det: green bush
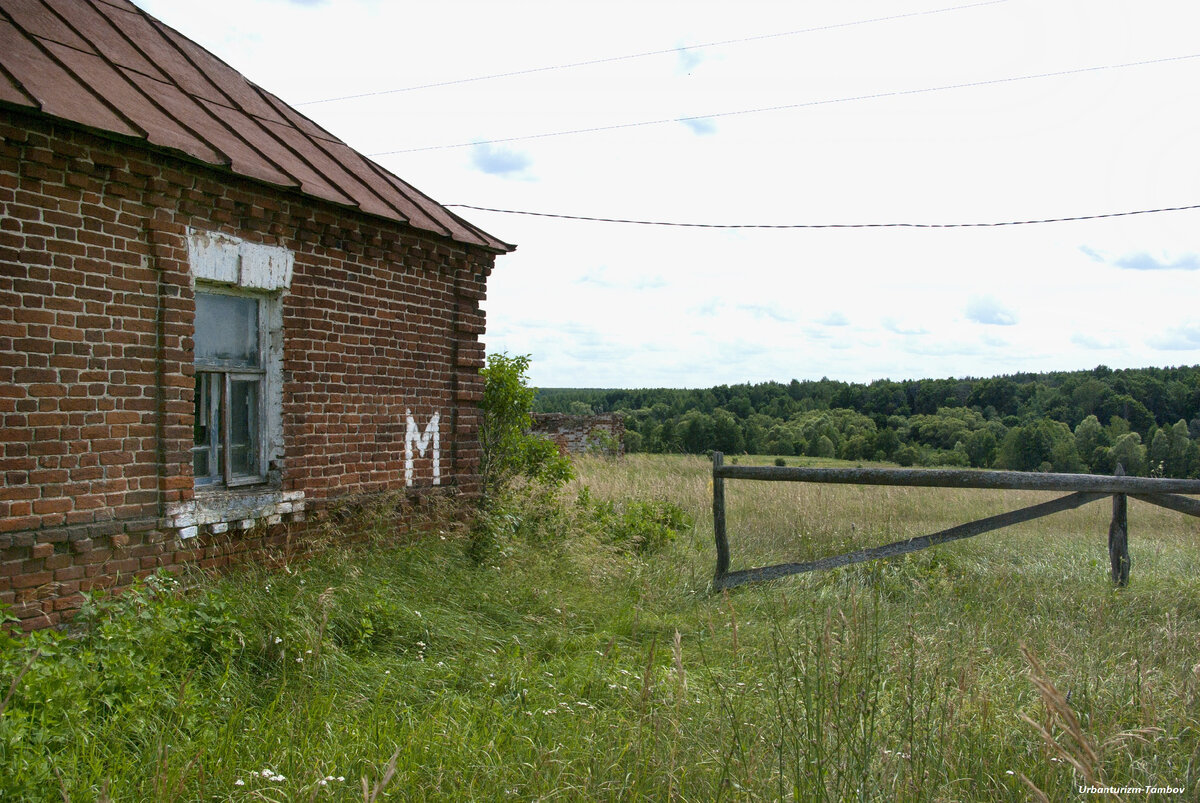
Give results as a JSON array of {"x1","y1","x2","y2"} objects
[
  {"x1": 576, "y1": 489, "x2": 693, "y2": 555},
  {"x1": 0, "y1": 572, "x2": 245, "y2": 799},
  {"x1": 479, "y1": 353, "x2": 573, "y2": 496}
]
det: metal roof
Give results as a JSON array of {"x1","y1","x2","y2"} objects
[{"x1": 0, "y1": 0, "x2": 514, "y2": 253}]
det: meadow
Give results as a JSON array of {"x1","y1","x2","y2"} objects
[{"x1": 2, "y1": 454, "x2": 1198, "y2": 800}]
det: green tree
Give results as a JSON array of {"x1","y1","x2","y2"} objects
[
  {"x1": 711, "y1": 409, "x2": 745, "y2": 454},
  {"x1": 965, "y1": 429, "x2": 997, "y2": 468},
  {"x1": 677, "y1": 410, "x2": 714, "y2": 454},
  {"x1": 813, "y1": 434, "x2": 836, "y2": 458},
  {"x1": 1186, "y1": 441, "x2": 1200, "y2": 479},
  {"x1": 479, "y1": 353, "x2": 573, "y2": 496},
  {"x1": 1074, "y1": 415, "x2": 1108, "y2": 472},
  {"x1": 1148, "y1": 428, "x2": 1170, "y2": 476},
  {"x1": 1167, "y1": 419, "x2": 1192, "y2": 477},
  {"x1": 874, "y1": 428, "x2": 900, "y2": 460},
  {"x1": 997, "y1": 420, "x2": 1076, "y2": 472},
  {"x1": 1049, "y1": 437, "x2": 1083, "y2": 473},
  {"x1": 1110, "y1": 432, "x2": 1148, "y2": 476},
  {"x1": 1071, "y1": 379, "x2": 1109, "y2": 421},
  {"x1": 944, "y1": 441, "x2": 971, "y2": 467}
]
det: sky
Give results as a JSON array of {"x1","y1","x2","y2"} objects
[{"x1": 132, "y1": 0, "x2": 1200, "y2": 389}]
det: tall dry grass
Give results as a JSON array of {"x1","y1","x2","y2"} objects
[
  {"x1": 3, "y1": 453, "x2": 1196, "y2": 800},
  {"x1": 574, "y1": 453, "x2": 1200, "y2": 799}
]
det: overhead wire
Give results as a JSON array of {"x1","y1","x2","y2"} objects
[
  {"x1": 372, "y1": 52, "x2": 1200, "y2": 155},
  {"x1": 297, "y1": 0, "x2": 1009, "y2": 106},
  {"x1": 443, "y1": 202, "x2": 1200, "y2": 229}
]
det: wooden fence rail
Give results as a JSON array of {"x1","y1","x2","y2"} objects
[{"x1": 711, "y1": 452, "x2": 1200, "y2": 591}]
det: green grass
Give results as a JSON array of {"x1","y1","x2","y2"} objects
[{"x1": 3, "y1": 454, "x2": 1199, "y2": 800}]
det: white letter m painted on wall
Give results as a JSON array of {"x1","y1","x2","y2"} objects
[{"x1": 405, "y1": 410, "x2": 440, "y2": 487}]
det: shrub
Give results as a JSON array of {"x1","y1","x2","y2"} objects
[
  {"x1": 479, "y1": 353, "x2": 573, "y2": 496},
  {"x1": 576, "y1": 489, "x2": 693, "y2": 555},
  {"x1": 0, "y1": 572, "x2": 245, "y2": 798}
]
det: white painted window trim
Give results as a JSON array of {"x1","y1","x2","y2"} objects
[{"x1": 188, "y1": 229, "x2": 293, "y2": 491}]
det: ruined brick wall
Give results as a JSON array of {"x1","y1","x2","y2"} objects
[
  {"x1": 0, "y1": 108, "x2": 494, "y2": 629},
  {"x1": 531, "y1": 413, "x2": 624, "y2": 456}
]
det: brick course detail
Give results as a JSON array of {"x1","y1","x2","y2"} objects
[{"x1": 0, "y1": 109, "x2": 498, "y2": 629}]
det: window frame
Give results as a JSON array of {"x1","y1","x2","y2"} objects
[{"x1": 192, "y1": 287, "x2": 269, "y2": 488}]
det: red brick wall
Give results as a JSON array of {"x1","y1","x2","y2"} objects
[{"x1": 0, "y1": 108, "x2": 495, "y2": 629}]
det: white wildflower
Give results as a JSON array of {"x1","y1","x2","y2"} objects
[
  {"x1": 234, "y1": 779, "x2": 245, "y2": 786},
  {"x1": 274, "y1": 637, "x2": 283, "y2": 644}
]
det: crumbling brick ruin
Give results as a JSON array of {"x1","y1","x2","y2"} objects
[{"x1": 531, "y1": 413, "x2": 625, "y2": 457}]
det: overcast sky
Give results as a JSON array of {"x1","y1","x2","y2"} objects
[{"x1": 134, "y1": 0, "x2": 1200, "y2": 388}]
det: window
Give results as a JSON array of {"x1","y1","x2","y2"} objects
[{"x1": 192, "y1": 290, "x2": 267, "y2": 486}]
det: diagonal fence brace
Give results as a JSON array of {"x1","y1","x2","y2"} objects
[{"x1": 715, "y1": 489, "x2": 1107, "y2": 591}]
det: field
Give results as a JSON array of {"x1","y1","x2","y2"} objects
[{"x1": 2, "y1": 454, "x2": 1199, "y2": 800}]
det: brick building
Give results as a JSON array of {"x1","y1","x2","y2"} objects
[{"x1": 0, "y1": 0, "x2": 513, "y2": 628}]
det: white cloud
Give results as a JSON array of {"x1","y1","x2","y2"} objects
[
  {"x1": 1079, "y1": 245, "x2": 1200, "y2": 271},
  {"x1": 1148, "y1": 321, "x2": 1200, "y2": 351},
  {"x1": 676, "y1": 47, "x2": 704, "y2": 73},
  {"x1": 470, "y1": 143, "x2": 533, "y2": 177},
  {"x1": 679, "y1": 117, "x2": 717, "y2": 135},
  {"x1": 1115, "y1": 252, "x2": 1200, "y2": 271},
  {"x1": 736, "y1": 304, "x2": 794, "y2": 323},
  {"x1": 1071, "y1": 332, "x2": 1124, "y2": 350},
  {"x1": 965, "y1": 296, "x2": 1017, "y2": 326},
  {"x1": 882, "y1": 318, "x2": 929, "y2": 336},
  {"x1": 817, "y1": 312, "x2": 849, "y2": 326},
  {"x1": 132, "y1": 0, "x2": 1200, "y2": 387}
]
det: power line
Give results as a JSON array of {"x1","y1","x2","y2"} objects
[
  {"x1": 371, "y1": 52, "x2": 1200, "y2": 155},
  {"x1": 298, "y1": 0, "x2": 1009, "y2": 106},
  {"x1": 443, "y1": 202, "x2": 1200, "y2": 229}
]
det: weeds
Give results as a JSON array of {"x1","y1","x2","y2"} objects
[{"x1": 1, "y1": 455, "x2": 1197, "y2": 800}]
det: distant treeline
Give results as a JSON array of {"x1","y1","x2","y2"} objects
[{"x1": 534, "y1": 366, "x2": 1200, "y2": 477}]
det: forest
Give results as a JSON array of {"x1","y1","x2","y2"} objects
[{"x1": 534, "y1": 365, "x2": 1200, "y2": 478}]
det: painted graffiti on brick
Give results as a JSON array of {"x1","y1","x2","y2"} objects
[{"x1": 405, "y1": 411, "x2": 441, "y2": 486}]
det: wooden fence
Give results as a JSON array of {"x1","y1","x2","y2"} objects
[{"x1": 711, "y1": 452, "x2": 1200, "y2": 591}]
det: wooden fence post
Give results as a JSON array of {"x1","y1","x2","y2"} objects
[
  {"x1": 713, "y1": 452, "x2": 729, "y2": 586},
  {"x1": 1109, "y1": 464, "x2": 1130, "y2": 586}
]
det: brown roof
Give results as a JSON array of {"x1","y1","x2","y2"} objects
[{"x1": 0, "y1": 0, "x2": 514, "y2": 253}]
